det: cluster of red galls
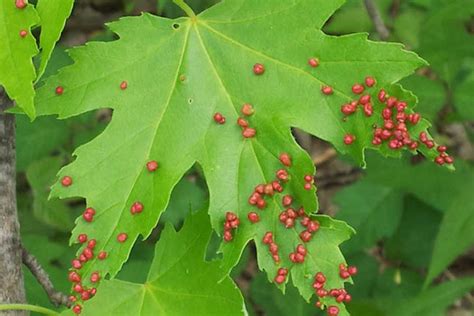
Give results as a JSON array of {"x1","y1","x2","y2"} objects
[
  {"x1": 214, "y1": 103, "x2": 257, "y2": 138},
  {"x1": 334, "y1": 76, "x2": 453, "y2": 165},
  {"x1": 263, "y1": 232, "x2": 281, "y2": 263},
  {"x1": 313, "y1": 266, "x2": 357, "y2": 315},
  {"x1": 223, "y1": 212, "x2": 240, "y2": 242},
  {"x1": 69, "y1": 234, "x2": 105, "y2": 314},
  {"x1": 61, "y1": 159, "x2": 160, "y2": 313}
]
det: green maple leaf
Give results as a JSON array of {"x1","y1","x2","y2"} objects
[
  {"x1": 32, "y1": 0, "x2": 443, "y2": 313},
  {"x1": 0, "y1": 0, "x2": 39, "y2": 118},
  {"x1": 35, "y1": 0, "x2": 74, "y2": 80},
  {"x1": 62, "y1": 211, "x2": 245, "y2": 316},
  {"x1": 0, "y1": 0, "x2": 73, "y2": 118}
]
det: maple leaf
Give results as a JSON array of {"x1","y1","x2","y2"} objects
[
  {"x1": 33, "y1": 0, "x2": 443, "y2": 313},
  {"x1": 0, "y1": 0, "x2": 39, "y2": 118}
]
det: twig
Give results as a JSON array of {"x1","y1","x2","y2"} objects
[
  {"x1": 364, "y1": 0, "x2": 390, "y2": 40},
  {"x1": 21, "y1": 246, "x2": 71, "y2": 308}
]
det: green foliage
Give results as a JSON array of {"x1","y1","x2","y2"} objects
[
  {"x1": 250, "y1": 272, "x2": 318, "y2": 316},
  {"x1": 0, "y1": 0, "x2": 73, "y2": 118},
  {"x1": 2, "y1": 0, "x2": 472, "y2": 315},
  {"x1": 27, "y1": 0, "x2": 450, "y2": 314},
  {"x1": 391, "y1": 278, "x2": 474, "y2": 316},
  {"x1": 64, "y1": 211, "x2": 245, "y2": 316},
  {"x1": 0, "y1": 0, "x2": 39, "y2": 118},
  {"x1": 25, "y1": 156, "x2": 74, "y2": 231},
  {"x1": 35, "y1": 0, "x2": 74, "y2": 79},
  {"x1": 426, "y1": 180, "x2": 474, "y2": 286}
]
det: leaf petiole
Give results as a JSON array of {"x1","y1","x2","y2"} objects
[
  {"x1": 172, "y1": 0, "x2": 197, "y2": 19},
  {"x1": 0, "y1": 304, "x2": 60, "y2": 316}
]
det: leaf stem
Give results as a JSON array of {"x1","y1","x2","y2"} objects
[
  {"x1": 0, "y1": 304, "x2": 60, "y2": 315},
  {"x1": 173, "y1": 0, "x2": 197, "y2": 19}
]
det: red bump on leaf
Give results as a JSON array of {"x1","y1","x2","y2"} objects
[
  {"x1": 347, "y1": 266, "x2": 358, "y2": 275},
  {"x1": 282, "y1": 195, "x2": 293, "y2": 207},
  {"x1": 19, "y1": 30, "x2": 27, "y2": 38},
  {"x1": 61, "y1": 176, "x2": 72, "y2": 187},
  {"x1": 352, "y1": 84, "x2": 364, "y2": 95},
  {"x1": 276, "y1": 169, "x2": 289, "y2": 181},
  {"x1": 68, "y1": 271, "x2": 81, "y2": 283},
  {"x1": 213, "y1": 112, "x2": 225, "y2": 124},
  {"x1": 55, "y1": 86, "x2": 64, "y2": 95},
  {"x1": 117, "y1": 233, "x2": 128, "y2": 243},
  {"x1": 77, "y1": 234, "x2": 87, "y2": 244},
  {"x1": 15, "y1": 0, "x2": 26, "y2": 9},
  {"x1": 308, "y1": 57, "x2": 319, "y2": 68},
  {"x1": 72, "y1": 305, "x2": 82, "y2": 315},
  {"x1": 365, "y1": 76, "x2": 376, "y2": 87},
  {"x1": 275, "y1": 274, "x2": 286, "y2": 284},
  {"x1": 90, "y1": 272, "x2": 100, "y2": 283},
  {"x1": 146, "y1": 160, "x2": 158, "y2": 172},
  {"x1": 87, "y1": 239, "x2": 96, "y2": 249},
  {"x1": 237, "y1": 117, "x2": 249, "y2": 128},
  {"x1": 130, "y1": 201, "x2": 144, "y2": 215},
  {"x1": 327, "y1": 306, "x2": 340, "y2": 316},
  {"x1": 300, "y1": 230, "x2": 312, "y2": 242},
  {"x1": 262, "y1": 232, "x2": 273, "y2": 244},
  {"x1": 247, "y1": 212, "x2": 260, "y2": 223},
  {"x1": 83, "y1": 211, "x2": 93, "y2": 223},
  {"x1": 120, "y1": 81, "x2": 128, "y2": 90},
  {"x1": 81, "y1": 291, "x2": 91, "y2": 301},
  {"x1": 241, "y1": 103, "x2": 254, "y2": 116},
  {"x1": 253, "y1": 63, "x2": 265, "y2": 75},
  {"x1": 98, "y1": 251, "x2": 107, "y2": 260},
  {"x1": 378, "y1": 89, "x2": 387, "y2": 102},
  {"x1": 242, "y1": 127, "x2": 256, "y2": 138},
  {"x1": 71, "y1": 260, "x2": 82, "y2": 270},
  {"x1": 73, "y1": 283, "x2": 83, "y2": 293},
  {"x1": 321, "y1": 85, "x2": 333, "y2": 95},
  {"x1": 304, "y1": 183, "x2": 312, "y2": 190},
  {"x1": 279, "y1": 153, "x2": 292, "y2": 167},
  {"x1": 343, "y1": 134, "x2": 355, "y2": 145}
]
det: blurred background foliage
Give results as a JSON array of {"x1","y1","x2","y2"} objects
[{"x1": 17, "y1": 0, "x2": 473, "y2": 315}]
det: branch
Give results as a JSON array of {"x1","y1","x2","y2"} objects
[
  {"x1": 0, "y1": 87, "x2": 27, "y2": 314},
  {"x1": 364, "y1": 0, "x2": 390, "y2": 40},
  {"x1": 21, "y1": 246, "x2": 71, "y2": 308}
]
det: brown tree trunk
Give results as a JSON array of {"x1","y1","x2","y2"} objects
[{"x1": 0, "y1": 88, "x2": 27, "y2": 316}]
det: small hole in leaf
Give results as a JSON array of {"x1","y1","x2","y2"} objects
[
  {"x1": 173, "y1": 23, "x2": 180, "y2": 30},
  {"x1": 188, "y1": 98, "x2": 193, "y2": 104}
]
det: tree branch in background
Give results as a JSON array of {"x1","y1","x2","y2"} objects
[
  {"x1": 0, "y1": 88, "x2": 27, "y2": 316},
  {"x1": 21, "y1": 246, "x2": 71, "y2": 308},
  {"x1": 364, "y1": 0, "x2": 390, "y2": 40}
]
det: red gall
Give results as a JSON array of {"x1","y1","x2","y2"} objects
[
  {"x1": 365, "y1": 76, "x2": 376, "y2": 87},
  {"x1": 242, "y1": 127, "x2": 256, "y2": 138},
  {"x1": 253, "y1": 63, "x2": 265, "y2": 75},
  {"x1": 247, "y1": 212, "x2": 260, "y2": 223},
  {"x1": 308, "y1": 58, "x2": 319, "y2": 68},
  {"x1": 117, "y1": 233, "x2": 128, "y2": 243},
  {"x1": 321, "y1": 85, "x2": 333, "y2": 95},
  {"x1": 61, "y1": 176, "x2": 72, "y2": 187},
  {"x1": 241, "y1": 103, "x2": 254, "y2": 116},
  {"x1": 279, "y1": 153, "x2": 292, "y2": 167},
  {"x1": 352, "y1": 84, "x2": 364, "y2": 95},
  {"x1": 146, "y1": 160, "x2": 159, "y2": 172}
]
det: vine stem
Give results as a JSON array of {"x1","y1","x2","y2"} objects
[
  {"x1": 0, "y1": 304, "x2": 59, "y2": 316},
  {"x1": 172, "y1": 0, "x2": 197, "y2": 19}
]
